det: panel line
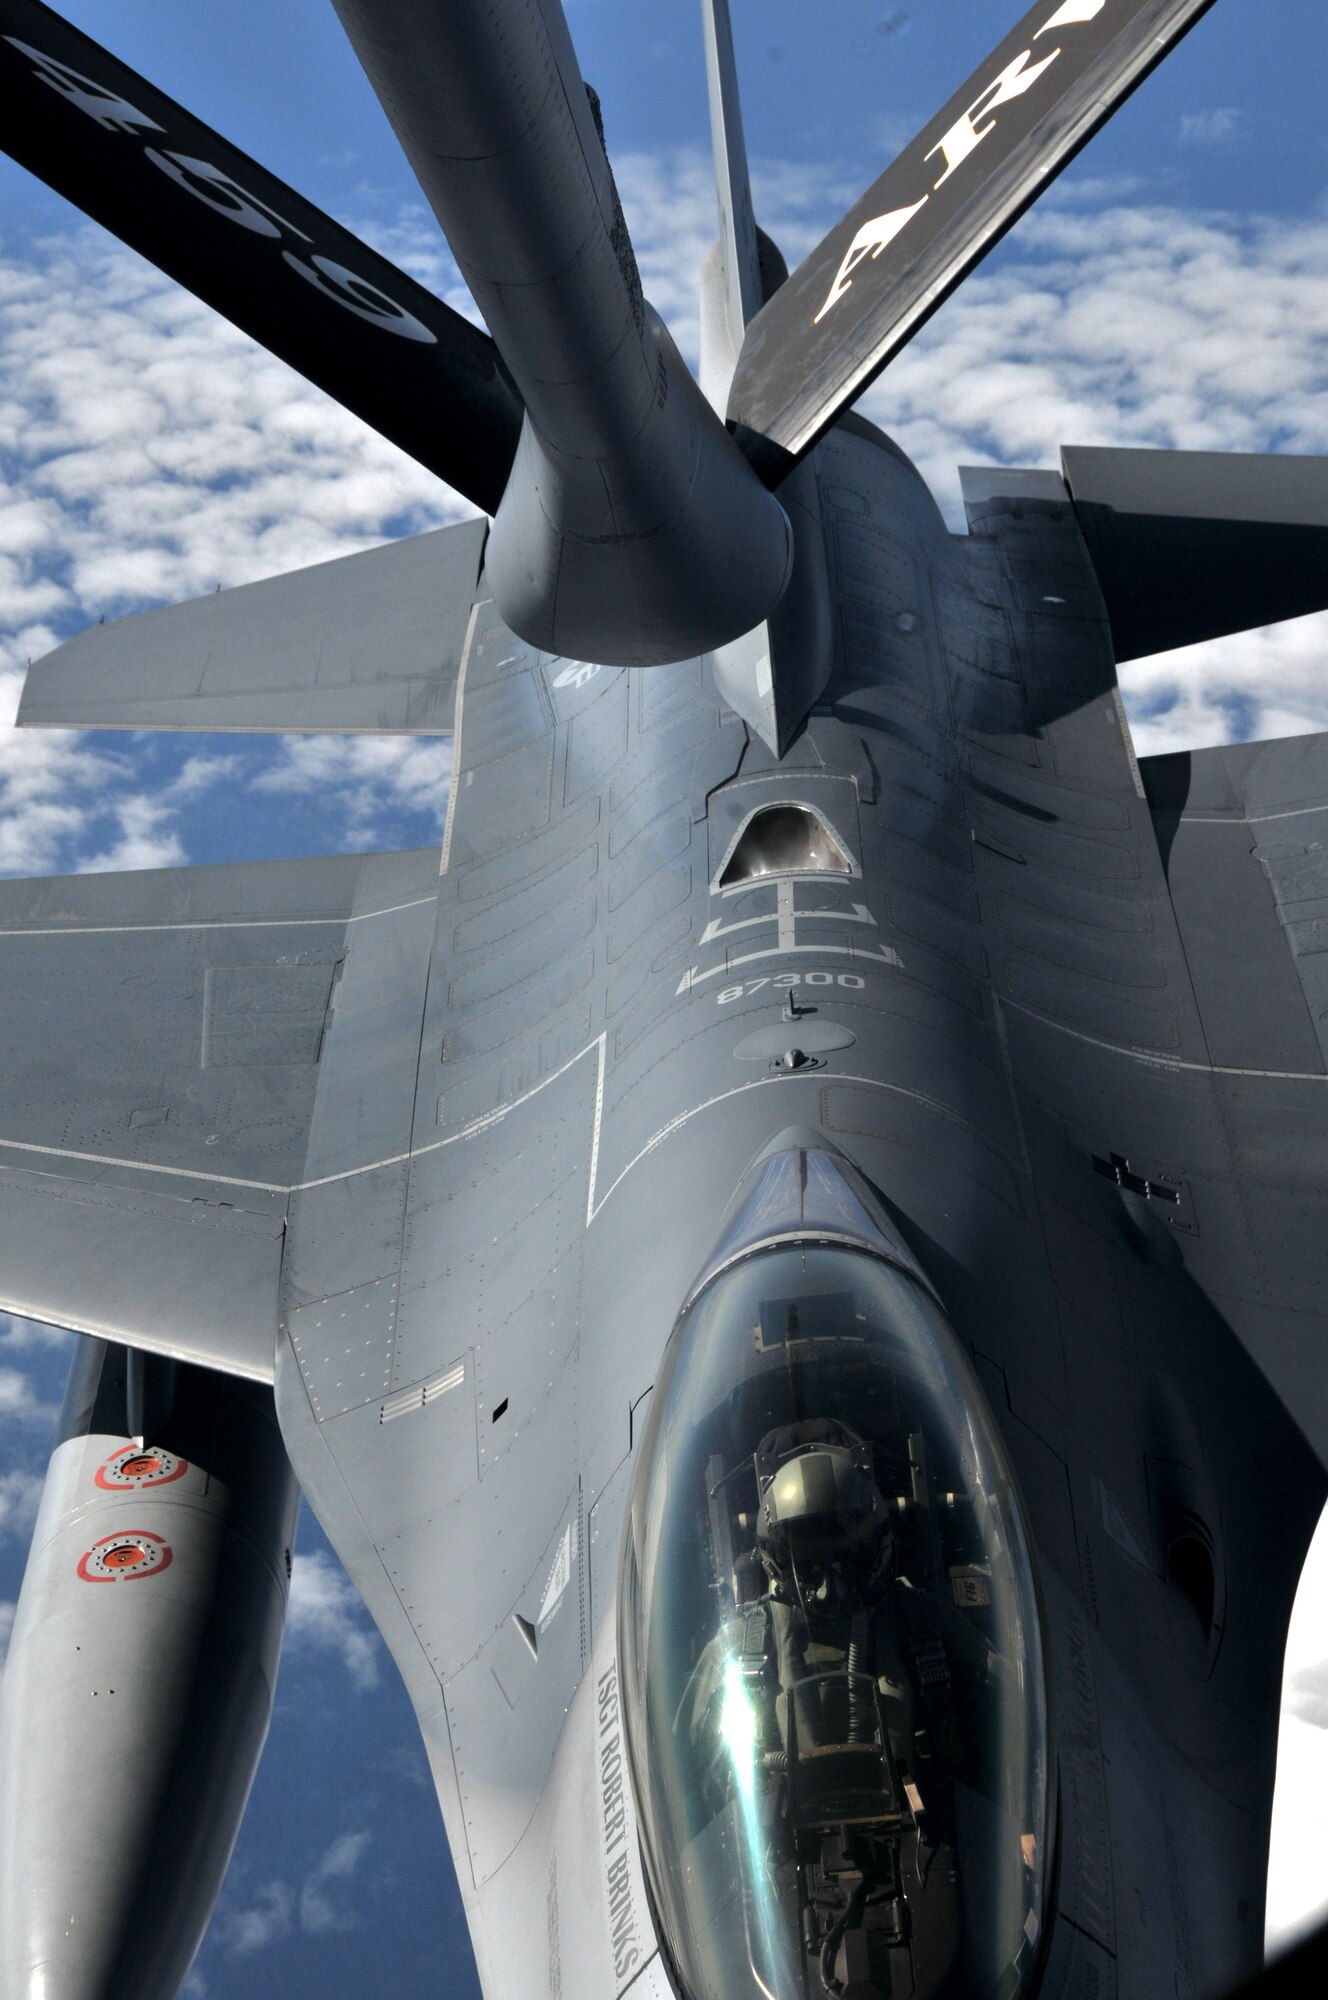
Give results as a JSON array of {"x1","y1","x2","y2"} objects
[
  {"x1": 1001, "y1": 997, "x2": 1328, "y2": 1081},
  {"x1": 0, "y1": 894, "x2": 436, "y2": 939},
  {"x1": 439, "y1": 596, "x2": 486, "y2": 875}
]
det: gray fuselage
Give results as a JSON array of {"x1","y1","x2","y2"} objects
[{"x1": 273, "y1": 415, "x2": 1323, "y2": 2000}]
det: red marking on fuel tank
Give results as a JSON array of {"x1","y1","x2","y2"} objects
[
  {"x1": 77, "y1": 1532, "x2": 174, "y2": 1582},
  {"x1": 95, "y1": 1446, "x2": 188, "y2": 1491}
]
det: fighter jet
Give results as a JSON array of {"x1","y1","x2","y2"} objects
[{"x1": 0, "y1": 0, "x2": 1326, "y2": 1996}]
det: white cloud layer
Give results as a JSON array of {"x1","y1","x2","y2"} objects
[
  {"x1": 1269, "y1": 1503, "x2": 1328, "y2": 1952},
  {"x1": 286, "y1": 1549, "x2": 381, "y2": 1691},
  {"x1": 860, "y1": 197, "x2": 1328, "y2": 501},
  {"x1": 0, "y1": 1312, "x2": 72, "y2": 1350},
  {"x1": 253, "y1": 734, "x2": 453, "y2": 850},
  {"x1": 0, "y1": 229, "x2": 467, "y2": 875},
  {"x1": 215, "y1": 1879, "x2": 295, "y2": 1955},
  {"x1": 3, "y1": 178, "x2": 1328, "y2": 883},
  {"x1": 214, "y1": 1830, "x2": 374, "y2": 1955},
  {"x1": 298, "y1": 1830, "x2": 374, "y2": 1936},
  {"x1": 0, "y1": 1366, "x2": 54, "y2": 1426},
  {"x1": 1179, "y1": 107, "x2": 1242, "y2": 147},
  {"x1": 0, "y1": 1469, "x2": 43, "y2": 1544}
]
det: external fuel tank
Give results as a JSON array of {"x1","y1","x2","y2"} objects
[{"x1": 0, "y1": 1338, "x2": 299, "y2": 2000}]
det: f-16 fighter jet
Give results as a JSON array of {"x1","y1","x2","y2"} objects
[{"x1": 1, "y1": 2, "x2": 1327, "y2": 1997}]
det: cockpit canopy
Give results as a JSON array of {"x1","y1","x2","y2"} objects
[{"x1": 620, "y1": 1234, "x2": 1049, "y2": 2000}]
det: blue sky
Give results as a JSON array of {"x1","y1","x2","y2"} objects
[{"x1": 2, "y1": 1, "x2": 1328, "y2": 1992}]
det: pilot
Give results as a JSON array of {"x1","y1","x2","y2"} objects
[
  {"x1": 675, "y1": 1419, "x2": 997, "y2": 1997},
  {"x1": 677, "y1": 1423, "x2": 917, "y2": 1796},
  {"x1": 754, "y1": 1429, "x2": 915, "y2": 1766}
]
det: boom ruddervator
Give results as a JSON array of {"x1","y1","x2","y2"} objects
[{"x1": 620, "y1": 1141, "x2": 1050, "y2": 2000}]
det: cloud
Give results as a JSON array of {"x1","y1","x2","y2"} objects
[
  {"x1": 383, "y1": 1742, "x2": 434, "y2": 1791},
  {"x1": 214, "y1": 1832, "x2": 373, "y2": 1955},
  {"x1": 286, "y1": 1549, "x2": 381, "y2": 1690},
  {"x1": 0, "y1": 1312, "x2": 71, "y2": 1350},
  {"x1": 0, "y1": 1469, "x2": 43, "y2": 1541},
  {"x1": 215, "y1": 1880, "x2": 295, "y2": 1955},
  {"x1": 1286, "y1": 1659, "x2": 1328, "y2": 1732},
  {"x1": 1179, "y1": 108, "x2": 1242, "y2": 146},
  {"x1": 76, "y1": 791, "x2": 187, "y2": 874},
  {"x1": 0, "y1": 1366, "x2": 55, "y2": 1426},
  {"x1": 0, "y1": 234, "x2": 465, "y2": 611},
  {"x1": 253, "y1": 734, "x2": 452, "y2": 847},
  {"x1": 298, "y1": 1830, "x2": 373, "y2": 1936},
  {"x1": 1121, "y1": 616, "x2": 1328, "y2": 760},
  {"x1": 5, "y1": 174, "x2": 1326, "y2": 881},
  {"x1": 76, "y1": 754, "x2": 240, "y2": 874},
  {"x1": 859, "y1": 200, "x2": 1328, "y2": 516},
  {"x1": 0, "y1": 227, "x2": 471, "y2": 877},
  {"x1": 1268, "y1": 1505, "x2": 1328, "y2": 1950},
  {"x1": 0, "y1": 643, "x2": 126, "y2": 874}
]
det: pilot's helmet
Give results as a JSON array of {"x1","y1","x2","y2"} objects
[{"x1": 757, "y1": 1445, "x2": 888, "y2": 1569}]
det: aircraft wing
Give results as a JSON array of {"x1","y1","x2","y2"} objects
[
  {"x1": 0, "y1": 844, "x2": 438, "y2": 1380},
  {"x1": 1060, "y1": 446, "x2": 1328, "y2": 660},
  {"x1": 1134, "y1": 730, "x2": 1328, "y2": 1464},
  {"x1": 958, "y1": 462, "x2": 1328, "y2": 1470}
]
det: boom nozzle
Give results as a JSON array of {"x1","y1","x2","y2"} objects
[{"x1": 331, "y1": 0, "x2": 792, "y2": 666}]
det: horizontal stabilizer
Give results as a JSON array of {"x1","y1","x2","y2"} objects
[
  {"x1": 0, "y1": 0, "x2": 521, "y2": 511},
  {"x1": 1061, "y1": 447, "x2": 1328, "y2": 660},
  {"x1": 728, "y1": 0, "x2": 1216, "y2": 480},
  {"x1": 0, "y1": 844, "x2": 438, "y2": 1377},
  {"x1": 19, "y1": 517, "x2": 487, "y2": 734}
]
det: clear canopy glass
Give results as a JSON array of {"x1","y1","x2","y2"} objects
[{"x1": 621, "y1": 1238, "x2": 1049, "y2": 2000}]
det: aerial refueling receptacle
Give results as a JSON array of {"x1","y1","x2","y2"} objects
[
  {"x1": 328, "y1": 0, "x2": 793, "y2": 668},
  {"x1": 0, "y1": 1339, "x2": 299, "y2": 2000}
]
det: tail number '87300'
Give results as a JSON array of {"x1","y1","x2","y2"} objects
[{"x1": 717, "y1": 972, "x2": 864, "y2": 1005}]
